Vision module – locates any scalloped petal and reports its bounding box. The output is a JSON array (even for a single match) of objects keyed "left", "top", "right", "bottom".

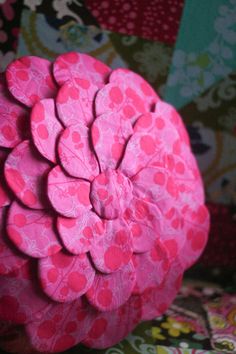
[
  {"left": 86, "top": 261, "right": 136, "bottom": 311},
  {"left": 140, "top": 258, "right": 183, "bottom": 321},
  {"left": 132, "top": 240, "right": 170, "bottom": 294},
  {"left": 0, "top": 206, "right": 28, "bottom": 275},
  {"left": 53, "top": 52, "right": 110, "bottom": 87},
  {"left": 56, "top": 81, "right": 98, "bottom": 127},
  {"left": 57, "top": 211, "right": 103, "bottom": 254},
  {"left": 0, "top": 262, "right": 52, "bottom": 324},
  {"left": 39, "top": 251, "right": 95, "bottom": 302},
  {"left": 6, "top": 56, "right": 57, "bottom": 107},
  {"left": 82, "top": 295, "right": 142, "bottom": 349},
  {"left": 0, "top": 74, "right": 28, "bottom": 148},
  {"left": 25, "top": 298, "right": 94, "bottom": 353},
  {"left": 47, "top": 165, "right": 92, "bottom": 218},
  {"left": 90, "top": 218, "right": 133, "bottom": 274},
  {"left": 4, "top": 140, "right": 51, "bottom": 209},
  {"left": 91, "top": 112, "right": 133, "bottom": 170},
  {"left": 58, "top": 124, "right": 99, "bottom": 180},
  {"left": 31, "top": 99, "right": 63, "bottom": 163},
  {"left": 7, "top": 201, "right": 61, "bottom": 258},
  {"left": 110, "top": 68, "right": 160, "bottom": 110},
  {"left": 124, "top": 197, "right": 161, "bottom": 253},
  {"left": 95, "top": 82, "right": 147, "bottom": 124}
]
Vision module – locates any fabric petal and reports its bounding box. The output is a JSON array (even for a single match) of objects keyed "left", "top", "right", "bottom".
[
  {"left": 57, "top": 211, "right": 103, "bottom": 254},
  {"left": 124, "top": 197, "right": 161, "bottom": 253},
  {"left": 132, "top": 240, "right": 170, "bottom": 294},
  {"left": 53, "top": 52, "right": 110, "bottom": 87},
  {"left": 39, "top": 251, "right": 95, "bottom": 302},
  {"left": 0, "top": 206, "right": 28, "bottom": 275},
  {"left": 0, "top": 261, "right": 52, "bottom": 324},
  {"left": 31, "top": 99, "right": 63, "bottom": 163},
  {"left": 4, "top": 140, "right": 51, "bottom": 209},
  {"left": 56, "top": 81, "right": 98, "bottom": 127},
  {"left": 90, "top": 218, "right": 133, "bottom": 274},
  {"left": 7, "top": 201, "right": 61, "bottom": 258},
  {"left": 58, "top": 124, "right": 99, "bottom": 180},
  {"left": 82, "top": 295, "right": 142, "bottom": 349},
  {"left": 140, "top": 258, "right": 183, "bottom": 321},
  {"left": 91, "top": 112, "right": 133, "bottom": 170},
  {"left": 95, "top": 82, "right": 147, "bottom": 124},
  {"left": 6, "top": 56, "right": 57, "bottom": 107},
  {"left": 86, "top": 262, "right": 136, "bottom": 311},
  {"left": 110, "top": 68, "right": 160, "bottom": 110},
  {"left": 47, "top": 165, "right": 92, "bottom": 218},
  {"left": 25, "top": 298, "right": 94, "bottom": 353},
  {"left": 0, "top": 74, "right": 28, "bottom": 148}
]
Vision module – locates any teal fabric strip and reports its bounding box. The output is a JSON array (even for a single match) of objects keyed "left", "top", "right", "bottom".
[{"left": 164, "top": 0, "right": 236, "bottom": 109}]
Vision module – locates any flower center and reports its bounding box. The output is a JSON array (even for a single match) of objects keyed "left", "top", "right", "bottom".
[{"left": 90, "top": 169, "right": 133, "bottom": 220}]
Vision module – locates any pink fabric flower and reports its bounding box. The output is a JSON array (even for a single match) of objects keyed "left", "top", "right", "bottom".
[{"left": 0, "top": 52, "right": 209, "bottom": 353}]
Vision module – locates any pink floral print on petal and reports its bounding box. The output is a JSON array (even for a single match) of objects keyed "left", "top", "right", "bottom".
[
  {"left": 86, "top": 262, "right": 136, "bottom": 311},
  {"left": 6, "top": 56, "right": 57, "bottom": 107},
  {"left": 58, "top": 123, "right": 99, "bottom": 180},
  {"left": 91, "top": 112, "right": 133, "bottom": 170},
  {"left": 57, "top": 211, "right": 104, "bottom": 255},
  {"left": 56, "top": 81, "right": 98, "bottom": 127},
  {"left": 39, "top": 251, "right": 95, "bottom": 303},
  {"left": 7, "top": 201, "right": 61, "bottom": 258},
  {"left": 47, "top": 165, "right": 91, "bottom": 218},
  {"left": 53, "top": 52, "right": 111, "bottom": 88},
  {"left": 4, "top": 140, "right": 51, "bottom": 209},
  {"left": 0, "top": 74, "right": 28, "bottom": 148},
  {"left": 31, "top": 99, "right": 63, "bottom": 163}
]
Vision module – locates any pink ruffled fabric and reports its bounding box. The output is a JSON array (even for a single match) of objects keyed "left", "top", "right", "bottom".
[{"left": 0, "top": 52, "right": 209, "bottom": 353}]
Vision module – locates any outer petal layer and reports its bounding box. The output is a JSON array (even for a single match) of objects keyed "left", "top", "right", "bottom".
[
  {"left": 86, "top": 262, "right": 136, "bottom": 311},
  {"left": 7, "top": 201, "right": 61, "bottom": 258},
  {"left": 31, "top": 99, "right": 63, "bottom": 163},
  {"left": 39, "top": 251, "right": 95, "bottom": 302},
  {"left": 53, "top": 52, "right": 110, "bottom": 87},
  {"left": 6, "top": 56, "right": 56, "bottom": 107},
  {"left": 4, "top": 140, "right": 51, "bottom": 209},
  {"left": 47, "top": 165, "right": 91, "bottom": 218}
]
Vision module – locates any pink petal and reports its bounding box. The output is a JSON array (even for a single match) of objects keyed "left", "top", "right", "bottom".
[
  {"left": 0, "top": 206, "right": 28, "bottom": 275},
  {"left": 154, "top": 100, "right": 190, "bottom": 146},
  {"left": 178, "top": 203, "right": 210, "bottom": 270},
  {"left": 53, "top": 52, "right": 110, "bottom": 87},
  {"left": 26, "top": 298, "right": 93, "bottom": 352},
  {"left": 132, "top": 240, "right": 170, "bottom": 294},
  {"left": 4, "top": 140, "right": 51, "bottom": 209},
  {"left": 90, "top": 218, "right": 133, "bottom": 274},
  {"left": 31, "top": 99, "right": 63, "bottom": 163},
  {"left": 0, "top": 74, "right": 28, "bottom": 148},
  {"left": 47, "top": 165, "right": 92, "bottom": 218},
  {"left": 95, "top": 82, "right": 147, "bottom": 124},
  {"left": 86, "top": 262, "right": 136, "bottom": 311},
  {"left": 110, "top": 68, "right": 160, "bottom": 110},
  {"left": 6, "top": 56, "right": 57, "bottom": 107},
  {"left": 90, "top": 169, "right": 133, "bottom": 220},
  {"left": 56, "top": 81, "right": 98, "bottom": 127},
  {"left": 0, "top": 262, "right": 52, "bottom": 324},
  {"left": 82, "top": 295, "right": 142, "bottom": 349},
  {"left": 58, "top": 124, "right": 99, "bottom": 180},
  {"left": 39, "top": 251, "right": 95, "bottom": 302},
  {"left": 7, "top": 201, "right": 61, "bottom": 258},
  {"left": 124, "top": 197, "right": 161, "bottom": 253},
  {"left": 140, "top": 258, "right": 183, "bottom": 321},
  {"left": 57, "top": 211, "right": 103, "bottom": 254},
  {"left": 91, "top": 112, "right": 133, "bottom": 170}
]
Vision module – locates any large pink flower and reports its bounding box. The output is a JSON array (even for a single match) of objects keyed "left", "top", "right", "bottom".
[{"left": 0, "top": 52, "right": 209, "bottom": 353}]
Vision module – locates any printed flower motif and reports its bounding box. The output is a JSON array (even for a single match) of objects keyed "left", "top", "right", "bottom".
[
  {"left": 209, "top": 314, "right": 227, "bottom": 329},
  {"left": 0, "top": 52, "right": 209, "bottom": 353},
  {"left": 161, "top": 317, "right": 194, "bottom": 337},
  {"left": 152, "top": 326, "right": 166, "bottom": 340}
]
